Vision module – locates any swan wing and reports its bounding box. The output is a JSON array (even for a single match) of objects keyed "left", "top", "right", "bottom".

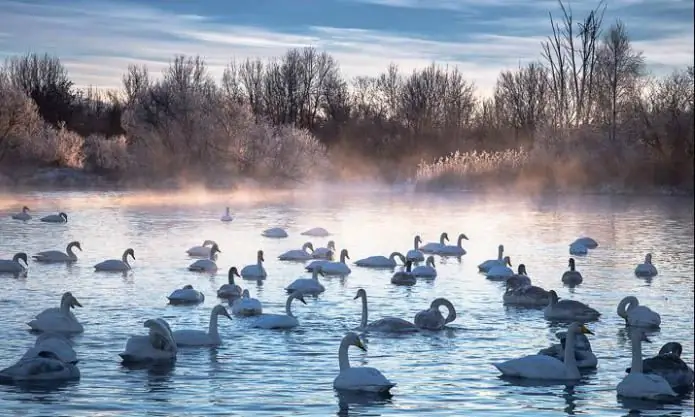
[
  {"left": 172, "top": 329, "right": 217, "bottom": 346},
  {"left": 334, "top": 367, "right": 395, "bottom": 392},
  {"left": 617, "top": 372, "right": 677, "bottom": 399},
  {"left": 95, "top": 259, "right": 128, "bottom": 271},
  {"left": 493, "top": 354, "right": 570, "bottom": 379},
  {"left": 0, "top": 356, "right": 79, "bottom": 382}
]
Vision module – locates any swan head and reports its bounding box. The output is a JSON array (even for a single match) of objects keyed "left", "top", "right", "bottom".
[
  {"left": 59, "top": 212, "right": 68, "bottom": 222},
  {"left": 212, "top": 304, "right": 232, "bottom": 319},
  {"left": 68, "top": 241, "right": 82, "bottom": 251},
  {"left": 182, "top": 284, "right": 194, "bottom": 290},
  {"left": 568, "top": 322, "right": 594, "bottom": 335},
  {"left": 124, "top": 248, "right": 135, "bottom": 260},
  {"left": 327, "top": 241, "right": 336, "bottom": 250},
  {"left": 203, "top": 240, "right": 216, "bottom": 247},
  {"left": 210, "top": 243, "right": 221, "bottom": 255},
  {"left": 302, "top": 242, "right": 314, "bottom": 252},
  {"left": 340, "top": 249, "right": 350, "bottom": 259},
  {"left": 503, "top": 256, "right": 512, "bottom": 267},
  {"left": 457, "top": 233, "right": 469, "bottom": 242},
  {"left": 354, "top": 288, "right": 366, "bottom": 300},
  {"left": 568, "top": 258, "right": 575, "bottom": 269},
  {"left": 644, "top": 253, "right": 653, "bottom": 264},
  {"left": 441, "top": 232, "right": 449, "bottom": 242},
  {"left": 426, "top": 255, "right": 435, "bottom": 267},
  {"left": 241, "top": 289, "right": 250, "bottom": 298},
  {"left": 228, "top": 267, "right": 240, "bottom": 278},
  {"left": 548, "top": 290, "right": 559, "bottom": 304},
  {"left": 517, "top": 264, "right": 527, "bottom": 275},
  {"left": 498, "top": 244, "right": 504, "bottom": 251},
  {"left": 22, "top": 205, "right": 30, "bottom": 212},
  {"left": 13, "top": 252, "right": 28, "bottom": 266},
  {"left": 658, "top": 342, "right": 683, "bottom": 357},
  {"left": 405, "top": 260, "right": 413, "bottom": 272},
  {"left": 257, "top": 250, "right": 265, "bottom": 262},
  {"left": 312, "top": 265, "right": 326, "bottom": 277},
  {"left": 144, "top": 318, "right": 176, "bottom": 352},
  {"left": 344, "top": 331, "right": 367, "bottom": 352},
  {"left": 61, "top": 291, "right": 82, "bottom": 308},
  {"left": 292, "top": 291, "right": 307, "bottom": 305},
  {"left": 414, "top": 235, "right": 422, "bottom": 244}
]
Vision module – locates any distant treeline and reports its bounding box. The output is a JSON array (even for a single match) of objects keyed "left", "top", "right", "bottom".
[{"left": 0, "top": 0, "right": 692, "bottom": 191}]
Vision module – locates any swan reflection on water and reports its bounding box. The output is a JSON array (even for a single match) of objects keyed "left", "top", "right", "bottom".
[{"left": 336, "top": 389, "right": 394, "bottom": 417}]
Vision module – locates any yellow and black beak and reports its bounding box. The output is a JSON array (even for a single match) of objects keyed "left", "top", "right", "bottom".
[
  {"left": 355, "top": 340, "right": 367, "bottom": 352},
  {"left": 580, "top": 325, "right": 594, "bottom": 335}
]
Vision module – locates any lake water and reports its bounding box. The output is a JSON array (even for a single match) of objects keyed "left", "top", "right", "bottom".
[{"left": 0, "top": 189, "right": 693, "bottom": 417}]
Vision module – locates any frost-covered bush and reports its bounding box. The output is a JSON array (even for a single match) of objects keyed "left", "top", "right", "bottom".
[
  {"left": 0, "top": 72, "right": 42, "bottom": 162},
  {"left": 83, "top": 134, "right": 132, "bottom": 172}
]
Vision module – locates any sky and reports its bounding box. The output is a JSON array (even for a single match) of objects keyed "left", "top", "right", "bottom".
[{"left": 0, "top": 0, "right": 692, "bottom": 96}]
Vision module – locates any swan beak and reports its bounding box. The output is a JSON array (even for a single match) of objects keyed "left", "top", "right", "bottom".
[
  {"left": 580, "top": 325, "right": 593, "bottom": 335},
  {"left": 298, "top": 296, "right": 307, "bottom": 305},
  {"left": 356, "top": 340, "right": 367, "bottom": 352},
  {"left": 223, "top": 311, "right": 232, "bottom": 320},
  {"left": 319, "top": 270, "right": 325, "bottom": 277},
  {"left": 643, "top": 335, "right": 652, "bottom": 343},
  {"left": 353, "top": 294, "right": 359, "bottom": 300},
  {"left": 72, "top": 299, "right": 83, "bottom": 308}
]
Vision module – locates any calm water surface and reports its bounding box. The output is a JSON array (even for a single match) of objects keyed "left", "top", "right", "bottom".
[{"left": 0, "top": 190, "right": 693, "bottom": 417}]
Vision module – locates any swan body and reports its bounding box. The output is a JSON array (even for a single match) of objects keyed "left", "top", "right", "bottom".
[
  {"left": 355, "top": 252, "right": 406, "bottom": 268},
  {"left": 217, "top": 267, "right": 242, "bottom": 299},
  {"left": 544, "top": 290, "right": 601, "bottom": 322},
  {"left": 406, "top": 235, "right": 425, "bottom": 262},
  {"left": 438, "top": 233, "right": 469, "bottom": 256},
  {"left": 617, "top": 327, "right": 677, "bottom": 400},
  {"left": 312, "top": 240, "right": 336, "bottom": 259},
  {"left": 21, "top": 333, "right": 77, "bottom": 364},
  {"left": 412, "top": 256, "right": 437, "bottom": 278},
  {"left": 221, "top": 207, "right": 233, "bottom": 222},
  {"left": 617, "top": 296, "right": 661, "bottom": 328},
  {"left": 478, "top": 244, "right": 505, "bottom": 273},
  {"left": 262, "top": 227, "right": 288, "bottom": 238},
  {"left": 562, "top": 258, "right": 583, "bottom": 285},
  {"left": 569, "top": 242, "right": 588, "bottom": 256},
  {"left": 634, "top": 253, "right": 658, "bottom": 278},
  {"left": 0, "top": 253, "right": 28, "bottom": 274},
  {"left": 186, "top": 240, "right": 217, "bottom": 257},
  {"left": 0, "top": 351, "right": 80, "bottom": 383},
  {"left": 27, "top": 292, "right": 84, "bottom": 334},
  {"left": 354, "top": 288, "right": 418, "bottom": 333},
  {"left": 503, "top": 266, "right": 551, "bottom": 307},
  {"left": 167, "top": 285, "right": 205, "bottom": 305},
  {"left": 252, "top": 292, "right": 307, "bottom": 329},
  {"left": 420, "top": 232, "right": 449, "bottom": 254},
  {"left": 286, "top": 267, "right": 326, "bottom": 295},
  {"left": 119, "top": 318, "right": 177, "bottom": 365},
  {"left": 278, "top": 242, "right": 314, "bottom": 261},
  {"left": 485, "top": 256, "right": 514, "bottom": 281},
  {"left": 240, "top": 250, "right": 267, "bottom": 279},
  {"left": 414, "top": 298, "right": 456, "bottom": 330},
  {"left": 94, "top": 248, "right": 135, "bottom": 272},
  {"left": 306, "top": 249, "right": 351, "bottom": 275},
  {"left": 493, "top": 322, "right": 593, "bottom": 380},
  {"left": 11, "top": 206, "right": 31, "bottom": 221},
  {"left": 172, "top": 305, "right": 231, "bottom": 347},
  {"left": 188, "top": 243, "right": 221, "bottom": 273},
  {"left": 573, "top": 237, "right": 598, "bottom": 249},
  {"left": 391, "top": 261, "right": 416, "bottom": 286},
  {"left": 301, "top": 227, "right": 330, "bottom": 237},
  {"left": 333, "top": 332, "right": 396, "bottom": 393},
  {"left": 231, "top": 289, "right": 263, "bottom": 316},
  {"left": 626, "top": 342, "right": 694, "bottom": 392},
  {"left": 40, "top": 212, "right": 68, "bottom": 223},
  {"left": 33, "top": 241, "right": 82, "bottom": 263},
  {"left": 538, "top": 331, "right": 598, "bottom": 369}
]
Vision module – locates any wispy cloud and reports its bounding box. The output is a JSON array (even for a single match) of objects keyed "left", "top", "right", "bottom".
[{"left": 0, "top": 0, "right": 691, "bottom": 97}]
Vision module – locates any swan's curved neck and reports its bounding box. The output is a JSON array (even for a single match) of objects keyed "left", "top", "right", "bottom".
[
  {"left": 257, "top": 255, "right": 263, "bottom": 266},
  {"left": 340, "top": 253, "right": 347, "bottom": 264},
  {"left": 630, "top": 331, "right": 644, "bottom": 373},
  {"left": 457, "top": 236, "right": 464, "bottom": 247},
  {"left": 121, "top": 252, "right": 130, "bottom": 266},
  {"left": 497, "top": 247, "right": 504, "bottom": 260},
  {"left": 286, "top": 296, "right": 296, "bottom": 317},
  {"left": 413, "top": 237, "right": 419, "bottom": 250},
  {"left": 312, "top": 269, "right": 320, "bottom": 280},
  {"left": 439, "top": 235, "right": 447, "bottom": 244},
  {"left": 208, "top": 311, "right": 220, "bottom": 338},
  {"left": 433, "top": 299, "right": 456, "bottom": 323},
  {"left": 427, "top": 258, "right": 435, "bottom": 268},
  {"left": 359, "top": 293, "right": 368, "bottom": 329},
  {"left": 563, "top": 328, "right": 579, "bottom": 372},
  {"left": 338, "top": 338, "right": 352, "bottom": 371},
  {"left": 228, "top": 273, "right": 236, "bottom": 285},
  {"left": 66, "top": 244, "right": 77, "bottom": 258},
  {"left": 60, "top": 299, "right": 72, "bottom": 315},
  {"left": 617, "top": 297, "right": 637, "bottom": 318}
]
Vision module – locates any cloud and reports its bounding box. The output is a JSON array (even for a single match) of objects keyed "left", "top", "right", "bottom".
[{"left": 0, "top": 0, "right": 691, "bottom": 98}]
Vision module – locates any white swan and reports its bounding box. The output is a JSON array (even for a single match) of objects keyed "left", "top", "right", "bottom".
[
  {"left": 562, "top": 258, "right": 583, "bottom": 285},
  {"left": 569, "top": 242, "right": 588, "bottom": 256},
  {"left": 94, "top": 248, "right": 135, "bottom": 272},
  {"left": 188, "top": 243, "right": 221, "bottom": 273},
  {"left": 21, "top": 333, "right": 77, "bottom": 364},
  {"left": 301, "top": 227, "right": 330, "bottom": 237},
  {"left": 33, "top": 241, "right": 82, "bottom": 263},
  {"left": 478, "top": 244, "right": 505, "bottom": 272},
  {"left": 485, "top": 256, "right": 514, "bottom": 281},
  {"left": 493, "top": 322, "right": 593, "bottom": 380},
  {"left": 617, "top": 296, "right": 661, "bottom": 328},
  {"left": 420, "top": 232, "right": 449, "bottom": 254},
  {"left": 11, "top": 205, "right": 31, "bottom": 221},
  {"left": 573, "top": 237, "right": 598, "bottom": 249},
  {"left": 312, "top": 240, "right": 336, "bottom": 259},
  {"left": 252, "top": 292, "right": 307, "bottom": 329},
  {"left": 306, "top": 249, "right": 351, "bottom": 275},
  {"left": 186, "top": 240, "right": 217, "bottom": 257},
  {"left": 262, "top": 227, "right": 288, "bottom": 238},
  {"left": 333, "top": 332, "right": 396, "bottom": 393},
  {"left": 626, "top": 342, "right": 694, "bottom": 393},
  {"left": 355, "top": 251, "right": 406, "bottom": 268},
  {"left": 414, "top": 298, "right": 456, "bottom": 330},
  {"left": 544, "top": 290, "right": 601, "bottom": 322},
  {"left": 217, "top": 267, "right": 242, "bottom": 299},
  {"left": 286, "top": 266, "right": 326, "bottom": 295},
  {"left": 240, "top": 250, "right": 267, "bottom": 279},
  {"left": 40, "top": 212, "right": 68, "bottom": 223},
  {"left": 538, "top": 330, "right": 598, "bottom": 369},
  {"left": 391, "top": 261, "right": 416, "bottom": 286},
  {"left": 0, "top": 252, "right": 28, "bottom": 274},
  {"left": 503, "top": 267, "right": 551, "bottom": 307},
  {"left": 167, "top": 285, "right": 205, "bottom": 305},
  {"left": 354, "top": 288, "right": 418, "bottom": 333},
  {"left": 412, "top": 255, "right": 437, "bottom": 278},
  {"left": 172, "top": 305, "right": 231, "bottom": 347},
  {"left": 278, "top": 242, "right": 314, "bottom": 261},
  {"left": 635, "top": 253, "right": 658, "bottom": 278},
  {"left": 0, "top": 351, "right": 80, "bottom": 383},
  {"left": 119, "top": 318, "right": 177, "bottom": 365},
  {"left": 437, "top": 233, "right": 469, "bottom": 256},
  {"left": 221, "top": 207, "right": 233, "bottom": 222},
  {"left": 617, "top": 327, "right": 677, "bottom": 400},
  {"left": 27, "top": 292, "right": 84, "bottom": 334},
  {"left": 231, "top": 289, "right": 263, "bottom": 317},
  {"left": 406, "top": 235, "right": 425, "bottom": 262}
]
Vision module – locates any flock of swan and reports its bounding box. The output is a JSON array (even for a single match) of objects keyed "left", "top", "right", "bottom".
[{"left": 1, "top": 205, "right": 693, "bottom": 404}]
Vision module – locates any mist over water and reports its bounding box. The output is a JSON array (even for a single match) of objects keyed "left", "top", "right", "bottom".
[{"left": 0, "top": 189, "right": 693, "bottom": 416}]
